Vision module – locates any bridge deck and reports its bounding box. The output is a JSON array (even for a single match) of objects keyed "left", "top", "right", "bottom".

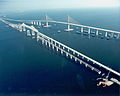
[{"left": 2, "top": 18, "right": 120, "bottom": 34}]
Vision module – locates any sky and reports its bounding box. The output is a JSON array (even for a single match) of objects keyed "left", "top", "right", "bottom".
[{"left": 0, "top": 0, "right": 120, "bottom": 12}]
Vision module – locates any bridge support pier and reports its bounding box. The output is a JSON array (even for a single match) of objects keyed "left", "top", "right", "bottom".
[
  {"left": 48, "top": 42, "right": 51, "bottom": 47},
  {"left": 68, "top": 49, "right": 70, "bottom": 52},
  {"left": 82, "top": 56, "right": 84, "bottom": 59},
  {"left": 81, "top": 27, "right": 83, "bottom": 33},
  {"left": 66, "top": 52, "right": 68, "bottom": 57},
  {"left": 31, "top": 31, "right": 35, "bottom": 39},
  {"left": 45, "top": 41, "right": 47, "bottom": 46},
  {"left": 61, "top": 50, "right": 63, "bottom": 54},
  {"left": 73, "top": 51, "right": 75, "bottom": 55},
  {"left": 98, "top": 71, "right": 101, "bottom": 74},
  {"left": 31, "top": 21, "right": 33, "bottom": 25},
  {"left": 26, "top": 30, "right": 31, "bottom": 36},
  {"left": 42, "top": 39, "right": 44, "bottom": 44},
  {"left": 39, "top": 22, "right": 41, "bottom": 26},
  {"left": 33, "top": 21, "right": 35, "bottom": 25},
  {"left": 22, "top": 26, "right": 26, "bottom": 32},
  {"left": 105, "top": 32, "right": 108, "bottom": 37},
  {"left": 96, "top": 30, "right": 99, "bottom": 36},
  {"left": 111, "top": 33, "right": 113, "bottom": 38},
  {"left": 58, "top": 44, "right": 60, "bottom": 48},
  {"left": 52, "top": 45, "right": 54, "bottom": 49},
  {"left": 36, "top": 22, "right": 39, "bottom": 26},
  {"left": 87, "top": 59, "right": 89, "bottom": 62},
  {"left": 75, "top": 57, "right": 77, "bottom": 62},
  {"left": 117, "top": 34, "right": 120, "bottom": 39},
  {"left": 65, "top": 16, "right": 73, "bottom": 31},
  {"left": 56, "top": 47, "right": 58, "bottom": 51},
  {"left": 54, "top": 42, "right": 56, "bottom": 46},
  {"left": 85, "top": 64, "right": 88, "bottom": 67},
  {"left": 88, "top": 28, "right": 91, "bottom": 34},
  {"left": 70, "top": 55, "right": 73, "bottom": 59},
  {"left": 79, "top": 60, "right": 82, "bottom": 64},
  {"left": 65, "top": 24, "right": 73, "bottom": 31}
]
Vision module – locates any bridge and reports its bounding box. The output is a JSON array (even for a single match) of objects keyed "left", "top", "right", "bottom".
[
  {"left": 2, "top": 16, "right": 120, "bottom": 38},
  {"left": 0, "top": 16, "right": 120, "bottom": 85}
]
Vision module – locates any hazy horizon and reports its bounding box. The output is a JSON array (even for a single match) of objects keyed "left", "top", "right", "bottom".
[{"left": 0, "top": 0, "right": 120, "bottom": 12}]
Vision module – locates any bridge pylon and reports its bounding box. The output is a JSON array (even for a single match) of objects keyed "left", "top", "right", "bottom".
[
  {"left": 44, "top": 15, "right": 51, "bottom": 28},
  {"left": 65, "top": 16, "right": 74, "bottom": 31}
]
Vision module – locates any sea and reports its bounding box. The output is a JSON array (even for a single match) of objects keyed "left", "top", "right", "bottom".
[{"left": 0, "top": 7, "right": 120, "bottom": 96}]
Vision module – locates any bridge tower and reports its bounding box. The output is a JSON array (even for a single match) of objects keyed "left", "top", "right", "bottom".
[
  {"left": 44, "top": 15, "right": 51, "bottom": 27},
  {"left": 65, "top": 16, "right": 74, "bottom": 31}
]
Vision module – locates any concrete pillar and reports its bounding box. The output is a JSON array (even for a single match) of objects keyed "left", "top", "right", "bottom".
[
  {"left": 32, "top": 31, "right": 35, "bottom": 36},
  {"left": 68, "top": 49, "right": 70, "bottom": 52},
  {"left": 19, "top": 27, "right": 22, "bottom": 32},
  {"left": 88, "top": 28, "right": 90, "bottom": 34},
  {"left": 46, "top": 22, "right": 49, "bottom": 27},
  {"left": 39, "top": 22, "right": 41, "bottom": 26},
  {"left": 85, "top": 64, "right": 88, "bottom": 67},
  {"left": 37, "top": 36, "right": 39, "bottom": 42},
  {"left": 98, "top": 71, "right": 101, "bottom": 74},
  {"left": 79, "top": 60, "right": 82, "bottom": 64},
  {"left": 81, "top": 27, "right": 83, "bottom": 32},
  {"left": 45, "top": 41, "right": 47, "bottom": 46},
  {"left": 61, "top": 50, "right": 63, "bottom": 54},
  {"left": 70, "top": 55, "right": 72, "bottom": 59},
  {"left": 37, "top": 21, "right": 39, "bottom": 26},
  {"left": 54, "top": 42, "right": 56, "bottom": 46},
  {"left": 31, "top": 21, "right": 33, "bottom": 24},
  {"left": 48, "top": 42, "right": 51, "bottom": 47},
  {"left": 105, "top": 32, "right": 108, "bottom": 37},
  {"left": 96, "top": 30, "right": 99, "bottom": 36},
  {"left": 27, "top": 29, "right": 30, "bottom": 36},
  {"left": 82, "top": 56, "right": 84, "bottom": 59},
  {"left": 75, "top": 57, "right": 77, "bottom": 62},
  {"left": 42, "top": 39, "right": 44, "bottom": 44},
  {"left": 117, "top": 33, "right": 120, "bottom": 39},
  {"left": 23, "top": 27, "right": 26, "bottom": 32},
  {"left": 58, "top": 44, "right": 60, "bottom": 48},
  {"left": 68, "top": 24, "right": 70, "bottom": 30},
  {"left": 73, "top": 51, "right": 75, "bottom": 55},
  {"left": 111, "top": 33, "right": 113, "bottom": 38},
  {"left": 34, "top": 21, "right": 36, "bottom": 25},
  {"left": 66, "top": 52, "right": 68, "bottom": 57},
  {"left": 51, "top": 40, "right": 53, "bottom": 44},
  {"left": 91, "top": 67, "right": 94, "bottom": 70},
  {"left": 52, "top": 45, "right": 54, "bottom": 49},
  {"left": 56, "top": 47, "right": 58, "bottom": 51}
]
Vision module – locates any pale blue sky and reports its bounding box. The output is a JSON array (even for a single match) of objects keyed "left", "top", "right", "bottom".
[{"left": 0, "top": 0, "right": 120, "bottom": 11}]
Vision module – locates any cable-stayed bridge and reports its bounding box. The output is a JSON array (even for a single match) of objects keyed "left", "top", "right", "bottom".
[{"left": 0, "top": 16, "right": 120, "bottom": 86}]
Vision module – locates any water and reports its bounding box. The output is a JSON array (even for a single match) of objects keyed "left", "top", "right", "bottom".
[{"left": 0, "top": 8, "right": 120, "bottom": 96}]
